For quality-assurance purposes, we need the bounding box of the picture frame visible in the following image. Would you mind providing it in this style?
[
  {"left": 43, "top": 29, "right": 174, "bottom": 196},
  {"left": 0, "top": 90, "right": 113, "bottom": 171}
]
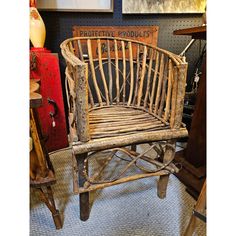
[
  {"left": 122, "top": 0, "right": 206, "bottom": 14},
  {"left": 37, "top": 0, "right": 114, "bottom": 12}
]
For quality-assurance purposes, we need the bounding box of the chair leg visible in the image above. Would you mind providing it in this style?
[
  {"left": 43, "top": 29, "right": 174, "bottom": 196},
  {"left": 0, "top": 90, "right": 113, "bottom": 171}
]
[
  {"left": 157, "top": 140, "right": 176, "bottom": 199},
  {"left": 72, "top": 152, "right": 79, "bottom": 193},
  {"left": 76, "top": 153, "right": 90, "bottom": 221},
  {"left": 37, "top": 186, "right": 62, "bottom": 229}
]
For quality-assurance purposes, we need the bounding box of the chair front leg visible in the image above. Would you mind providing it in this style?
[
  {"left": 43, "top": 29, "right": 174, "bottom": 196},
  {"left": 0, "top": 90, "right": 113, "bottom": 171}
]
[
  {"left": 76, "top": 153, "right": 90, "bottom": 221},
  {"left": 157, "top": 140, "right": 176, "bottom": 199}
]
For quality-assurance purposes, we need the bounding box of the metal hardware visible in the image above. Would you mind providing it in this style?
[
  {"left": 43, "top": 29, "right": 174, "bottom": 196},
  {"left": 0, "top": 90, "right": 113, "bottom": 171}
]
[
  {"left": 47, "top": 98, "right": 58, "bottom": 128},
  {"left": 193, "top": 210, "right": 206, "bottom": 223}
]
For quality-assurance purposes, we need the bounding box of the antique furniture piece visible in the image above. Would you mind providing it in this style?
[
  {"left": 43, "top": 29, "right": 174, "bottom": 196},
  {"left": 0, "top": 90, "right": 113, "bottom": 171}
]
[
  {"left": 184, "top": 180, "right": 206, "bottom": 236},
  {"left": 30, "top": 79, "right": 62, "bottom": 229},
  {"left": 30, "top": 49, "right": 68, "bottom": 152},
  {"left": 173, "top": 26, "right": 206, "bottom": 198},
  {"left": 60, "top": 36, "right": 188, "bottom": 221}
]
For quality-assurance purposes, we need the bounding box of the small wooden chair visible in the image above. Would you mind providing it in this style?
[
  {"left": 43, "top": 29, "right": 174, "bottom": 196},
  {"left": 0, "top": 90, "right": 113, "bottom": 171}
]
[{"left": 60, "top": 37, "right": 188, "bottom": 221}]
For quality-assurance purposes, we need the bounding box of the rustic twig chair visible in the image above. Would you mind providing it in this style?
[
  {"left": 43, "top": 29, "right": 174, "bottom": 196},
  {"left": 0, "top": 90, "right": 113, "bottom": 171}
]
[{"left": 60, "top": 37, "right": 188, "bottom": 221}]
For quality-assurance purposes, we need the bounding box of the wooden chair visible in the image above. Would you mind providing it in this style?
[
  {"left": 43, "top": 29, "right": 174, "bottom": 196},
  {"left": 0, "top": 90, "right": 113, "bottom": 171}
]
[{"left": 60, "top": 37, "right": 188, "bottom": 221}]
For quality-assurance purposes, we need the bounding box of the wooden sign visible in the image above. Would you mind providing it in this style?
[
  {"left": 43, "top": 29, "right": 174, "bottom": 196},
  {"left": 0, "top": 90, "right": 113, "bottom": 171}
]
[{"left": 72, "top": 26, "right": 159, "bottom": 59}]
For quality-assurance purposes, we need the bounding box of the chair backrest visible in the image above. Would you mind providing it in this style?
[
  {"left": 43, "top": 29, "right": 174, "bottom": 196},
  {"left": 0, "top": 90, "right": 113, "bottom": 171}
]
[{"left": 61, "top": 37, "right": 187, "bottom": 141}]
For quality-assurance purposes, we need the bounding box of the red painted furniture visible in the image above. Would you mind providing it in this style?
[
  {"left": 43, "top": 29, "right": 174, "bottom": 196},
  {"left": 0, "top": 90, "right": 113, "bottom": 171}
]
[{"left": 30, "top": 48, "right": 68, "bottom": 152}]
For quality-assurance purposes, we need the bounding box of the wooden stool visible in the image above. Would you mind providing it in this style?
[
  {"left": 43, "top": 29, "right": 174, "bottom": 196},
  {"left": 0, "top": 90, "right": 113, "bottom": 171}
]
[{"left": 30, "top": 79, "right": 62, "bottom": 229}]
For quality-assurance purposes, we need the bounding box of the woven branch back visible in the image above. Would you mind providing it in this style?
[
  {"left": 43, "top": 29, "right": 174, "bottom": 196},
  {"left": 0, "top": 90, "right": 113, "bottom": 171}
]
[{"left": 61, "top": 37, "right": 187, "bottom": 142}]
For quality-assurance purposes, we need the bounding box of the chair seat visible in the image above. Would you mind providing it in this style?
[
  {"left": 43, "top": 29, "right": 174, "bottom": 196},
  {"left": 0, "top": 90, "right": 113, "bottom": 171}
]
[
  {"left": 71, "top": 105, "right": 188, "bottom": 154},
  {"left": 89, "top": 105, "right": 169, "bottom": 139}
]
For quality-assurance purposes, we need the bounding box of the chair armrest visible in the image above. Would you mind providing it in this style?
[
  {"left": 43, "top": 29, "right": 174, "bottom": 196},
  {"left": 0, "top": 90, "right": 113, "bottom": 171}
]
[
  {"left": 170, "top": 63, "right": 188, "bottom": 129},
  {"left": 61, "top": 42, "right": 90, "bottom": 142},
  {"left": 74, "top": 63, "right": 90, "bottom": 142}
]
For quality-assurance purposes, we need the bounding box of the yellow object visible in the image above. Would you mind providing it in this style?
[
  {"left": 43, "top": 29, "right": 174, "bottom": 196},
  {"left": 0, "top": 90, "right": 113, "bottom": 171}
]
[{"left": 29, "top": 7, "right": 46, "bottom": 47}]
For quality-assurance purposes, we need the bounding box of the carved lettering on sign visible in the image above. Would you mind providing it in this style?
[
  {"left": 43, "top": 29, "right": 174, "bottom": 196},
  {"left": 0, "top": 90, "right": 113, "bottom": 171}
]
[{"left": 73, "top": 26, "right": 159, "bottom": 59}]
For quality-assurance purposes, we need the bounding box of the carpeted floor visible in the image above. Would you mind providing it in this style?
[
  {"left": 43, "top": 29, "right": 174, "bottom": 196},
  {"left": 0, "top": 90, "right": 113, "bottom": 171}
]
[{"left": 30, "top": 145, "right": 206, "bottom": 236}]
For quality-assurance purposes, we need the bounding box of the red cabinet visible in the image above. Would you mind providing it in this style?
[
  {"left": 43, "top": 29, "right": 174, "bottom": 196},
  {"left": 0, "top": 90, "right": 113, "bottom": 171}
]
[{"left": 30, "top": 48, "right": 68, "bottom": 152}]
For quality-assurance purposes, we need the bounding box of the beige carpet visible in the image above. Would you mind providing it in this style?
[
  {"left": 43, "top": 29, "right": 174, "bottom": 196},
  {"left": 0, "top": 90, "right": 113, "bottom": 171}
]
[{"left": 30, "top": 145, "right": 206, "bottom": 236}]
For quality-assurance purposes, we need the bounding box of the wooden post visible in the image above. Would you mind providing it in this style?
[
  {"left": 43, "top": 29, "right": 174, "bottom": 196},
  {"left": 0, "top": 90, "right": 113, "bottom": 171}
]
[
  {"left": 72, "top": 152, "right": 79, "bottom": 193},
  {"left": 149, "top": 51, "right": 159, "bottom": 112},
  {"left": 121, "top": 40, "right": 126, "bottom": 104},
  {"left": 170, "top": 66, "right": 178, "bottom": 128},
  {"left": 87, "top": 39, "right": 103, "bottom": 105},
  {"left": 114, "top": 39, "right": 120, "bottom": 104},
  {"left": 157, "top": 140, "right": 176, "bottom": 199},
  {"left": 164, "top": 59, "right": 173, "bottom": 121},
  {"left": 132, "top": 44, "right": 140, "bottom": 105},
  {"left": 77, "top": 40, "right": 84, "bottom": 62},
  {"left": 108, "top": 39, "right": 113, "bottom": 103},
  {"left": 174, "top": 63, "right": 188, "bottom": 128},
  {"left": 46, "top": 186, "right": 63, "bottom": 229},
  {"left": 37, "top": 186, "right": 62, "bottom": 229},
  {"left": 154, "top": 54, "right": 165, "bottom": 114},
  {"left": 137, "top": 45, "right": 147, "bottom": 106},
  {"left": 30, "top": 109, "right": 48, "bottom": 178},
  {"left": 158, "top": 61, "right": 168, "bottom": 117},
  {"left": 144, "top": 48, "right": 154, "bottom": 108},
  {"left": 97, "top": 39, "right": 110, "bottom": 105},
  {"left": 74, "top": 64, "right": 90, "bottom": 142},
  {"left": 127, "top": 41, "right": 133, "bottom": 106},
  {"left": 76, "top": 153, "right": 90, "bottom": 221}
]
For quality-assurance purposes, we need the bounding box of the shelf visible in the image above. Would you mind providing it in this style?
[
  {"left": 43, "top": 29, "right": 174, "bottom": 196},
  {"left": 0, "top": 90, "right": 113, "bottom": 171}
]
[{"left": 173, "top": 25, "right": 206, "bottom": 40}]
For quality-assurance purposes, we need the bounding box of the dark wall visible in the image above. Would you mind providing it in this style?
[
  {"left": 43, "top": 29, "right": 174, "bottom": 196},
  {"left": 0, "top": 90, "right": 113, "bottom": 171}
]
[{"left": 40, "top": 0, "right": 205, "bottom": 96}]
